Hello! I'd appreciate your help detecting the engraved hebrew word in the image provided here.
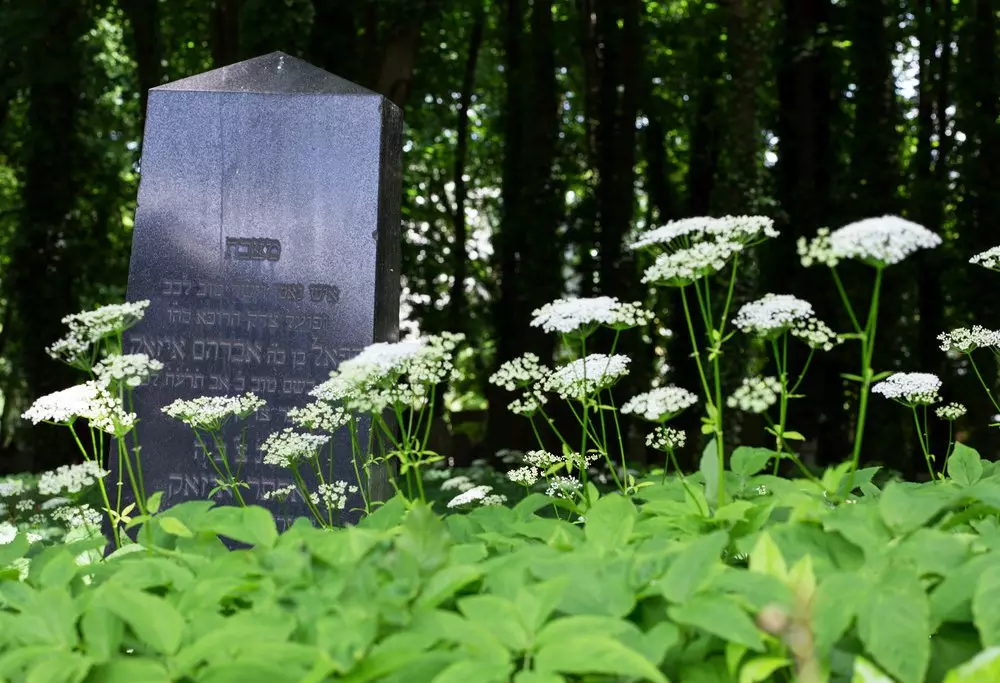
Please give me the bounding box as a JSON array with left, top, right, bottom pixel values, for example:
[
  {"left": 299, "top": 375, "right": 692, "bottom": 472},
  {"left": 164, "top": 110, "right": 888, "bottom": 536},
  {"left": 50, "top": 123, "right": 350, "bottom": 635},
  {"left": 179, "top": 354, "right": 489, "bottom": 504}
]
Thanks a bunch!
[
  {"left": 308, "top": 284, "right": 341, "bottom": 305},
  {"left": 225, "top": 237, "right": 282, "bottom": 262},
  {"left": 277, "top": 283, "right": 305, "bottom": 301}
]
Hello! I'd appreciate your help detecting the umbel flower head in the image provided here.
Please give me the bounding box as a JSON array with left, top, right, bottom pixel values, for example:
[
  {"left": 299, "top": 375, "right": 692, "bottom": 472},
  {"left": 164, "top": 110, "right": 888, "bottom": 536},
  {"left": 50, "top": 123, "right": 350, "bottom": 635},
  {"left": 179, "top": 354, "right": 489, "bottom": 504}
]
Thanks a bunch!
[
  {"left": 530, "top": 297, "right": 654, "bottom": 335},
  {"left": 621, "top": 386, "right": 698, "bottom": 422},
  {"left": 94, "top": 353, "right": 163, "bottom": 389},
  {"left": 22, "top": 382, "right": 136, "bottom": 435},
  {"left": 641, "top": 240, "right": 744, "bottom": 287},
  {"left": 489, "top": 353, "right": 549, "bottom": 391},
  {"left": 733, "top": 294, "right": 814, "bottom": 336},
  {"left": 727, "top": 376, "right": 781, "bottom": 414},
  {"left": 936, "top": 402, "right": 967, "bottom": 421},
  {"left": 542, "top": 354, "right": 631, "bottom": 399},
  {"left": 162, "top": 393, "right": 265, "bottom": 431},
  {"left": 47, "top": 301, "right": 151, "bottom": 367},
  {"left": 970, "top": 246, "right": 1000, "bottom": 272},
  {"left": 260, "top": 429, "right": 330, "bottom": 468},
  {"left": 872, "top": 372, "right": 942, "bottom": 406},
  {"left": 38, "top": 461, "right": 109, "bottom": 496},
  {"left": 938, "top": 326, "right": 1000, "bottom": 354},
  {"left": 646, "top": 426, "right": 686, "bottom": 451},
  {"left": 799, "top": 216, "right": 941, "bottom": 269}
]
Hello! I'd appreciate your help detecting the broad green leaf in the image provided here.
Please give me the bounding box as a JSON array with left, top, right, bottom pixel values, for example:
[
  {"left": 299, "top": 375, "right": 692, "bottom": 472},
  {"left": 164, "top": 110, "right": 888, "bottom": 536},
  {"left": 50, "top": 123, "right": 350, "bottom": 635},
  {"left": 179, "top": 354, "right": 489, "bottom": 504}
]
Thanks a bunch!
[
  {"left": 660, "top": 530, "right": 728, "bottom": 603},
  {"left": 948, "top": 443, "right": 984, "bottom": 487},
  {"left": 146, "top": 492, "right": 164, "bottom": 514},
  {"left": 748, "top": 532, "right": 787, "bottom": 580},
  {"left": 12, "top": 587, "right": 79, "bottom": 648},
  {"left": 584, "top": 494, "right": 636, "bottom": 554},
  {"left": 197, "top": 662, "right": 300, "bottom": 683},
  {"left": 514, "top": 673, "right": 565, "bottom": 683},
  {"left": 668, "top": 594, "right": 764, "bottom": 651},
  {"left": 87, "top": 659, "right": 170, "bottom": 683},
  {"left": 973, "top": 564, "right": 1000, "bottom": 646},
  {"left": 879, "top": 483, "right": 954, "bottom": 534},
  {"left": 101, "top": 587, "right": 184, "bottom": 655},
  {"left": 409, "top": 609, "right": 507, "bottom": 665},
  {"left": 536, "top": 616, "right": 640, "bottom": 649},
  {"left": 202, "top": 505, "right": 278, "bottom": 548},
  {"left": 944, "top": 647, "right": 1000, "bottom": 683},
  {"left": 81, "top": 607, "right": 123, "bottom": 663},
  {"left": 37, "top": 551, "right": 78, "bottom": 589},
  {"left": 457, "top": 595, "right": 529, "bottom": 651},
  {"left": 813, "top": 572, "right": 866, "bottom": 655},
  {"left": 856, "top": 566, "right": 930, "bottom": 683},
  {"left": 740, "top": 657, "right": 791, "bottom": 683},
  {"left": 853, "top": 657, "right": 895, "bottom": 682},
  {"left": 534, "top": 634, "right": 669, "bottom": 683},
  {"left": 24, "top": 650, "right": 90, "bottom": 683},
  {"left": 430, "top": 660, "right": 511, "bottom": 683},
  {"left": 416, "top": 565, "right": 483, "bottom": 609},
  {"left": 730, "top": 448, "right": 774, "bottom": 479},
  {"left": 514, "top": 577, "right": 569, "bottom": 633},
  {"left": 158, "top": 516, "right": 194, "bottom": 538},
  {"left": 0, "top": 532, "right": 29, "bottom": 566},
  {"left": 700, "top": 441, "right": 721, "bottom": 508}
]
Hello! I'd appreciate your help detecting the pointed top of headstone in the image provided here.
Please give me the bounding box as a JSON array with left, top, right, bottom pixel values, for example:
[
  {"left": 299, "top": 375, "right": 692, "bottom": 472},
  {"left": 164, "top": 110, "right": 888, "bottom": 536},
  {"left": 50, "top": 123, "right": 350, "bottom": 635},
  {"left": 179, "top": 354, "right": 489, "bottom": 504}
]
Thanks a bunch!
[{"left": 153, "top": 51, "right": 378, "bottom": 96}]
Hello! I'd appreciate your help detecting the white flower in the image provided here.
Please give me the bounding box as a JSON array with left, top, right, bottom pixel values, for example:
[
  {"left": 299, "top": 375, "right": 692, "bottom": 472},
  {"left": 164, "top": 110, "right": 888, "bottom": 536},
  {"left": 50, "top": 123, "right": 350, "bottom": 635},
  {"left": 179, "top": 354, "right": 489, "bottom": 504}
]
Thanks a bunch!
[
  {"left": 441, "top": 475, "right": 475, "bottom": 492},
  {"left": 545, "top": 477, "right": 583, "bottom": 499},
  {"left": 51, "top": 504, "right": 102, "bottom": 528},
  {"left": 734, "top": 294, "right": 814, "bottom": 335},
  {"left": 22, "top": 383, "right": 101, "bottom": 425},
  {"left": 803, "top": 216, "right": 941, "bottom": 268},
  {"left": 645, "top": 426, "right": 686, "bottom": 451},
  {"left": 507, "top": 466, "right": 540, "bottom": 486},
  {"left": 287, "top": 401, "right": 350, "bottom": 433},
  {"left": 872, "top": 372, "right": 942, "bottom": 406},
  {"left": 938, "top": 326, "right": 1000, "bottom": 354},
  {"left": 15, "top": 500, "right": 33, "bottom": 512},
  {"left": 40, "top": 497, "right": 70, "bottom": 510},
  {"left": 94, "top": 354, "right": 163, "bottom": 388},
  {"left": 87, "top": 387, "right": 137, "bottom": 435},
  {"left": 791, "top": 318, "right": 841, "bottom": 351},
  {"left": 47, "top": 301, "right": 150, "bottom": 364},
  {"left": 621, "top": 386, "right": 698, "bottom": 421},
  {"left": 630, "top": 215, "right": 778, "bottom": 251},
  {"left": 260, "top": 429, "right": 329, "bottom": 467},
  {"left": 261, "top": 484, "right": 298, "bottom": 501},
  {"left": 970, "top": 246, "right": 1000, "bottom": 271},
  {"left": 936, "top": 402, "right": 967, "bottom": 421},
  {"left": 0, "top": 478, "right": 26, "bottom": 498},
  {"left": 524, "top": 450, "right": 561, "bottom": 468},
  {"left": 543, "top": 354, "right": 631, "bottom": 399},
  {"left": 508, "top": 393, "right": 548, "bottom": 416},
  {"left": 641, "top": 240, "right": 744, "bottom": 287},
  {"left": 727, "top": 376, "right": 781, "bottom": 414},
  {"left": 480, "top": 493, "right": 508, "bottom": 507},
  {"left": 797, "top": 228, "right": 839, "bottom": 268},
  {"left": 530, "top": 297, "right": 653, "bottom": 334},
  {"left": 38, "top": 462, "right": 109, "bottom": 496},
  {"left": 490, "top": 353, "right": 549, "bottom": 391},
  {"left": 163, "top": 393, "right": 265, "bottom": 430},
  {"left": 447, "top": 485, "right": 495, "bottom": 508},
  {"left": 309, "top": 480, "right": 357, "bottom": 511},
  {"left": 0, "top": 522, "right": 16, "bottom": 545}
]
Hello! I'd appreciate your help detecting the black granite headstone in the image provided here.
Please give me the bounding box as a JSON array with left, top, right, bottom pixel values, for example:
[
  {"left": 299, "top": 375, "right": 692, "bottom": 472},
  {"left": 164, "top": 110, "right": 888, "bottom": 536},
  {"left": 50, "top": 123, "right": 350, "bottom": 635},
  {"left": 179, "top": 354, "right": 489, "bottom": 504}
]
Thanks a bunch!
[{"left": 122, "top": 52, "right": 400, "bottom": 527}]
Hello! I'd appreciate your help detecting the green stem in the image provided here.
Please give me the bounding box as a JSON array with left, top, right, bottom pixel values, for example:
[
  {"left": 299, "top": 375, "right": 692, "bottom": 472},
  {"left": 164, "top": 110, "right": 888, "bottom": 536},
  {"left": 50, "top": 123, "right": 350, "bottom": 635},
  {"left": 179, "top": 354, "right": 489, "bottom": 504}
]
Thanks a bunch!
[
  {"left": 911, "top": 406, "right": 936, "bottom": 482},
  {"left": 968, "top": 354, "right": 1000, "bottom": 414},
  {"left": 848, "top": 268, "right": 883, "bottom": 483},
  {"left": 69, "top": 423, "right": 120, "bottom": 549}
]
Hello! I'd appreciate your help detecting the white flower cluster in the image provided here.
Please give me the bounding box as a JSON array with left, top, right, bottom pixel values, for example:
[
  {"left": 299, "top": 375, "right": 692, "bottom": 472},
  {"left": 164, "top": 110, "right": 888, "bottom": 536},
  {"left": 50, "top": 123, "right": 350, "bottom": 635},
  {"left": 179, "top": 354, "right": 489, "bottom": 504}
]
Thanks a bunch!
[
  {"left": 734, "top": 294, "right": 814, "bottom": 335},
  {"left": 311, "top": 334, "right": 464, "bottom": 413},
  {"left": 288, "top": 401, "right": 349, "bottom": 433},
  {"left": 446, "top": 485, "right": 506, "bottom": 508},
  {"left": 507, "top": 466, "right": 539, "bottom": 486},
  {"left": 260, "top": 429, "right": 330, "bottom": 468},
  {"left": 15, "top": 500, "right": 33, "bottom": 513},
  {"left": 47, "top": 301, "right": 150, "bottom": 365},
  {"left": 440, "top": 475, "right": 475, "bottom": 492},
  {"left": 936, "top": 402, "right": 967, "bottom": 421},
  {"left": 22, "top": 382, "right": 134, "bottom": 435},
  {"left": 51, "top": 504, "right": 102, "bottom": 528},
  {"left": 489, "top": 353, "right": 549, "bottom": 390},
  {"left": 938, "top": 326, "right": 1000, "bottom": 354},
  {"left": 38, "top": 461, "right": 109, "bottom": 496},
  {"left": 543, "top": 354, "right": 630, "bottom": 399},
  {"left": 727, "top": 376, "right": 781, "bottom": 414},
  {"left": 545, "top": 476, "right": 583, "bottom": 499},
  {"left": 94, "top": 353, "right": 163, "bottom": 388},
  {"left": 641, "top": 240, "right": 744, "bottom": 287},
  {"left": 530, "top": 297, "right": 654, "bottom": 334},
  {"left": 621, "top": 386, "right": 698, "bottom": 422},
  {"left": 525, "top": 450, "right": 561, "bottom": 468},
  {"left": 162, "top": 393, "right": 265, "bottom": 430},
  {"left": 310, "top": 480, "right": 358, "bottom": 511},
  {"left": 0, "top": 522, "right": 15, "bottom": 545},
  {"left": 791, "top": 318, "right": 841, "bottom": 351},
  {"left": 872, "top": 372, "right": 942, "bottom": 406},
  {"left": 630, "top": 215, "right": 778, "bottom": 251},
  {"left": 508, "top": 394, "right": 548, "bottom": 417},
  {"left": 799, "top": 216, "right": 941, "bottom": 268},
  {"left": 87, "top": 388, "right": 137, "bottom": 435},
  {"left": 261, "top": 484, "right": 298, "bottom": 502},
  {"left": 0, "top": 478, "right": 26, "bottom": 498},
  {"left": 970, "top": 246, "right": 1000, "bottom": 271},
  {"left": 645, "top": 426, "right": 686, "bottom": 451}
]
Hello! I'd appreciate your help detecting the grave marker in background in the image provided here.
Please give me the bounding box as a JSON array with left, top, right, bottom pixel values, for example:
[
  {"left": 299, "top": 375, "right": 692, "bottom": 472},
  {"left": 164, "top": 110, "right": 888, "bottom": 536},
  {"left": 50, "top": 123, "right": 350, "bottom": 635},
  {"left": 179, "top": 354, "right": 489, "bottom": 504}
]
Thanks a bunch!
[{"left": 123, "top": 52, "right": 401, "bottom": 525}]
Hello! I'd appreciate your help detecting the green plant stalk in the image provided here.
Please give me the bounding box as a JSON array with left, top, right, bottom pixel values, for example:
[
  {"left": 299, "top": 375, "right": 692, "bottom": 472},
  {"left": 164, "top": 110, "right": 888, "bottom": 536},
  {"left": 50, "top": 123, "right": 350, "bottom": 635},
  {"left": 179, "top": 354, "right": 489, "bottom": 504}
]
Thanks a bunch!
[
  {"left": 942, "top": 421, "right": 956, "bottom": 478},
  {"left": 578, "top": 335, "right": 591, "bottom": 497},
  {"left": 847, "top": 267, "right": 883, "bottom": 484},
  {"left": 290, "top": 464, "right": 327, "bottom": 528},
  {"left": 771, "top": 335, "right": 789, "bottom": 475},
  {"left": 911, "top": 406, "right": 936, "bottom": 482},
  {"left": 208, "top": 430, "right": 247, "bottom": 506},
  {"left": 125, "top": 391, "right": 147, "bottom": 506},
  {"left": 967, "top": 354, "right": 1000, "bottom": 414},
  {"left": 193, "top": 430, "right": 241, "bottom": 505},
  {"left": 347, "top": 418, "right": 370, "bottom": 513},
  {"left": 68, "top": 423, "right": 120, "bottom": 549}
]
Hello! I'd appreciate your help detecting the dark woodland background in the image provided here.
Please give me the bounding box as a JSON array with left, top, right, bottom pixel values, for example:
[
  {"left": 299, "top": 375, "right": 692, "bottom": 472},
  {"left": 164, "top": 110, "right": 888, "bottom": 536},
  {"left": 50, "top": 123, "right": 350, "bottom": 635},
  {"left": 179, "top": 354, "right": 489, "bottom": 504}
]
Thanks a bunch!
[{"left": 0, "top": 0, "right": 997, "bottom": 479}]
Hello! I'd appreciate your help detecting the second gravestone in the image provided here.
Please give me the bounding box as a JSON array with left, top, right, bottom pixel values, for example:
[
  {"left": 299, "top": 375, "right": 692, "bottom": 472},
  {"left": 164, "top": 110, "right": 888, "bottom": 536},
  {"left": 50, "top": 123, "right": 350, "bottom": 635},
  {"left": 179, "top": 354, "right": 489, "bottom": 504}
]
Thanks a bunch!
[{"left": 124, "top": 52, "right": 400, "bottom": 526}]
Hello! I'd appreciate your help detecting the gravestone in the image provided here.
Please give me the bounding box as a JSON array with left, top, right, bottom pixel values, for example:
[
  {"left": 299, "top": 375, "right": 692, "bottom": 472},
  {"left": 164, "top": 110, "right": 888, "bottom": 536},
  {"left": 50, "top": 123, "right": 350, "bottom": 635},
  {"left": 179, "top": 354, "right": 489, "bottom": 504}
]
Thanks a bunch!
[{"left": 122, "top": 52, "right": 401, "bottom": 527}]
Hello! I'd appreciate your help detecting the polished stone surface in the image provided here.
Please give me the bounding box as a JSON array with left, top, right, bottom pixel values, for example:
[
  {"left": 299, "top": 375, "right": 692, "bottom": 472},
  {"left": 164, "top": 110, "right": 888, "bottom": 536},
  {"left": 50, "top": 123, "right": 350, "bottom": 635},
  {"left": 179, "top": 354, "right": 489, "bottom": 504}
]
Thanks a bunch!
[{"left": 122, "top": 52, "right": 400, "bottom": 526}]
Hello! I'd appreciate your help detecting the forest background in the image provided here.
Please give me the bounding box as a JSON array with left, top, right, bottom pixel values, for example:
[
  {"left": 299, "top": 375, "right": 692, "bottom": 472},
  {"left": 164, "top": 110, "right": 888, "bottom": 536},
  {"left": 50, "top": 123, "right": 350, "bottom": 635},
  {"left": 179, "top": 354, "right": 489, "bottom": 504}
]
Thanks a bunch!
[{"left": 0, "top": 0, "right": 996, "bottom": 480}]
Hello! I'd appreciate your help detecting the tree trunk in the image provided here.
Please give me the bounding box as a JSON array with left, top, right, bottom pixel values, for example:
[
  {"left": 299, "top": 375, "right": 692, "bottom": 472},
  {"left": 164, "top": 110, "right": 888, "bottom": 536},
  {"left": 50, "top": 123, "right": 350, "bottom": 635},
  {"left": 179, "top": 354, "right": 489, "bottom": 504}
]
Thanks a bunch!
[
  {"left": 376, "top": 18, "right": 422, "bottom": 109},
  {"left": 210, "top": 0, "right": 242, "bottom": 67},
  {"left": 120, "top": 0, "right": 163, "bottom": 127}
]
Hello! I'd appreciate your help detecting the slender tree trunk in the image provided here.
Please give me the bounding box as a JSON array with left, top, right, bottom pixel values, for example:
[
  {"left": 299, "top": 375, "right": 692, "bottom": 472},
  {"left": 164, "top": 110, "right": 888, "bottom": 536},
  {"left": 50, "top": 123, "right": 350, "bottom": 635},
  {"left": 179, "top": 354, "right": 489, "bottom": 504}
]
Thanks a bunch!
[
  {"left": 376, "top": 18, "right": 423, "bottom": 109},
  {"left": 210, "top": 0, "right": 242, "bottom": 67},
  {"left": 120, "top": 0, "right": 163, "bottom": 126},
  {"left": 575, "top": 0, "right": 599, "bottom": 297}
]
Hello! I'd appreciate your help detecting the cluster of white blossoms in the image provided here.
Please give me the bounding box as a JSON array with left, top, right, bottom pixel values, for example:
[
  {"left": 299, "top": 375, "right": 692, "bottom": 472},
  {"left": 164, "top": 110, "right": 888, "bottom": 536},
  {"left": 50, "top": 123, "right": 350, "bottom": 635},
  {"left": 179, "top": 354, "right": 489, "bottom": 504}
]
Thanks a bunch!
[
  {"left": 641, "top": 240, "right": 744, "bottom": 287},
  {"left": 261, "top": 484, "right": 298, "bottom": 502},
  {"left": 545, "top": 476, "right": 583, "bottom": 499},
  {"left": 311, "top": 333, "right": 463, "bottom": 413},
  {"left": 162, "top": 393, "right": 265, "bottom": 431},
  {"left": 630, "top": 216, "right": 778, "bottom": 251},
  {"left": 446, "top": 484, "right": 506, "bottom": 508},
  {"left": 621, "top": 386, "right": 698, "bottom": 422},
  {"left": 489, "top": 353, "right": 549, "bottom": 390},
  {"left": 525, "top": 449, "right": 561, "bottom": 468},
  {"left": 93, "top": 353, "right": 163, "bottom": 388},
  {"left": 51, "top": 503, "right": 102, "bottom": 529},
  {"left": 938, "top": 326, "right": 1000, "bottom": 354},
  {"left": 0, "top": 521, "right": 15, "bottom": 545},
  {"left": 22, "top": 382, "right": 134, "bottom": 435},
  {"left": 799, "top": 216, "right": 942, "bottom": 269},
  {"left": 734, "top": 294, "right": 814, "bottom": 335},
  {"left": 440, "top": 475, "right": 476, "bottom": 492},
  {"left": 0, "top": 478, "right": 26, "bottom": 498},
  {"left": 936, "top": 402, "right": 967, "bottom": 421},
  {"left": 872, "top": 372, "right": 942, "bottom": 406},
  {"left": 38, "top": 461, "right": 109, "bottom": 496},
  {"left": 790, "top": 318, "right": 841, "bottom": 351},
  {"left": 542, "top": 354, "right": 631, "bottom": 399},
  {"left": 260, "top": 429, "right": 330, "bottom": 468},
  {"left": 287, "top": 401, "right": 350, "bottom": 433},
  {"left": 507, "top": 466, "right": 540, "bottom": 487},
  {"left": 645, "top": 426, "right": 686, "bottom": 451},
  {"left": 727, "top": 376, "right": 781, "bottom": 414},
  {"left": 970, "top": 246, "right": 1000, "bottom": 272},
  {"left": 47, "top": 301, "right": 151, "bottom": 366},
  {"left": 310, "top": 480, "right": 358, "bottom": 511},
  {"left": 530, "top": 297, "right": 654, "bottom": 335}
]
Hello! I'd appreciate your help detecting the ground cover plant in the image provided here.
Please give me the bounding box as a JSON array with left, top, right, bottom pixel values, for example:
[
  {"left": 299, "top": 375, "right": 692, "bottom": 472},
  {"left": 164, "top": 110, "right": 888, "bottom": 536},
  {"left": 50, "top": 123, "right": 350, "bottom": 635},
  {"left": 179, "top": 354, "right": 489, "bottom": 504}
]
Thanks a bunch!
[{"left": 6, "top": 214, "right": 1000, "bottom": 682}]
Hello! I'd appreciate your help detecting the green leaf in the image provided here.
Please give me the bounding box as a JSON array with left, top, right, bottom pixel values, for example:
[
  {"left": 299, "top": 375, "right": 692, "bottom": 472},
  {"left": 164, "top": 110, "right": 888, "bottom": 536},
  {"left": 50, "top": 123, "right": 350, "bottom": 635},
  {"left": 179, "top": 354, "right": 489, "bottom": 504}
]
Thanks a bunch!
[
  {"left": 146, "top": 492, "right": 164, "bottom": 515},
  {"left": 853, "top": 657, "right": 895, "bottom": 682},
  {"left": 944, "top": 647, "right": 1000, "bottom": 683},
  {"left": 0, "top": 532, "right": 29, "bottom": 566},
  {"left": 948, "top": 443, "right": 984, "bottom": 487},
  {"left": 513, "top": 673, "right": 565, "bottom": 683},
  {"left": 536, "top": 616, "right": 641, "bottom": 650},
  {"left": 748, "top": 532, "right": 787, "bottom": 580},
  {"left": 416, "top": 565, "right": 483, "bottom": 609},
  {"left": 660, "top": 530, "right": 728, "bottom": 603},
  {"left": 202, "top": 505, "right": 278, "bottom": 548},
  {"left": 856, "top": 566, "right": 930, "bottom": 683},
  {"left": 37, "top": 551, "right": 78, "bottom": 589},
  {"left": 740, "top": 657, "right": 791, "bottom": 683},
  {"left": 457, "top": 595, "right": 529, "bottom": 651},
  {"left": 534, "top": 634, "right": 669, "bottom": 683},
  {"left": 668, "top": 594, "right": 764, "bottom": 651},
  {"left": 430, "top": 660, "right": 511, "bottom": 683},
  {"left": 197, "top": 662, "right": 300, "bottom": 683},
  {"left": 782, "top": 431, "right": 806, "bottom": 441},
  {"left": 81, "top": 607, "right": 123, "bottom": 663},
  {"left": 584, "top": 494, "right": 636, "bottom": 554},
  {"left": 973, "top": 564, "right": 1000, "bottom": 646},
  {"left": 100, "top": 587, "right": 185, "bottom": 655},
  {"left": 699, "top": 440, "right": 721, "bottom": 508},
  {"left": 24, "top": 650, "right": 90, "bottom": 683},
  {"left": 87, "top": 659, "right": 171, "bottom": 683},
  {"left": 157, "top": 516, "right": 194, "bottom": 538},
  {"left": 730, "top": 448, "right": 774, "bottom": 478},
  {"left": 813, "top": 572, "right": 866, "bottom": 655},
  {"left": 879, "top": 482, "right": 954, "bottom": 534}
]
